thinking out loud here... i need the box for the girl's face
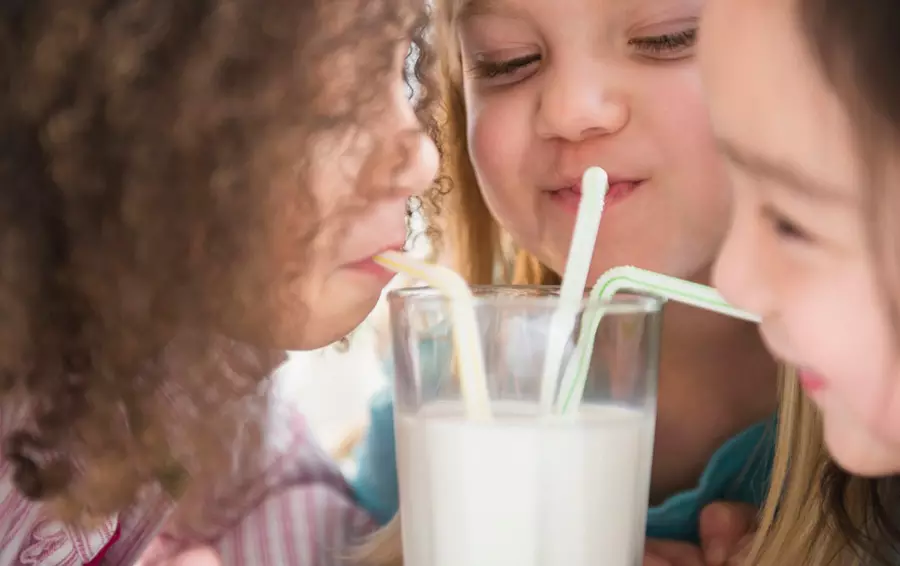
[264,39,438,350]
[457,0,727,283]
[701,0,900,475]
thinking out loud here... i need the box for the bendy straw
[374,251,491,419]
[557,265,760,413]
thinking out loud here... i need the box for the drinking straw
[557,265,760,413]
[538,167,609,412]
[374,251,492,419]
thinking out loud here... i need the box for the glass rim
[387,284,663,314]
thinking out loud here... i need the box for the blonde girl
[700,0,900,564]
[353,0,781,564]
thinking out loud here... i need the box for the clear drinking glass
[387,286,663,566]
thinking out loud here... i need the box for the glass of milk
[387,285,662,566]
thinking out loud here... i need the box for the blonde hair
[742,368,876,566]
[424,0,559,288]
[358,1,865,564]
[744,369,837,565]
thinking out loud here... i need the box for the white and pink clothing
[0,403,375,566]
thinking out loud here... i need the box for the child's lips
[603,180,642,203]
[797,368,828,393]
[548,180,644,210]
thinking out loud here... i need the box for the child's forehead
[702,0,860,198]
[455,0,506,20]
[455,0,702,20]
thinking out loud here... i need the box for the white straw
[538,167,609,412]
[374,251,492,419]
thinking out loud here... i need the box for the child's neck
[649,300,779,504]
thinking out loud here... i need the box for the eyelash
[762,205,814,243]
[469,53,541,80]
[468,28,697,82]
[629,29,697,57]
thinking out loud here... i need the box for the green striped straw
[556,265,760,414]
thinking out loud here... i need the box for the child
[352,0,780,561]
[0,0,437,563]
[700,0,900,564]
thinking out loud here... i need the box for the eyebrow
[456,0,519,21]
[716,136,850,203]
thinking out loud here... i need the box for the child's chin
[823,417,900,477]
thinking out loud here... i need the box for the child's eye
[762,205,814,243]
[629,29,697,60]
[467,53,541,84]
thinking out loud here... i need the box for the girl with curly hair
[0,0,438,563]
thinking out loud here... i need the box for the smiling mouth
[547,180,643,210]
[797,368,828,393]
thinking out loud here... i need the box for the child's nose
[391,128,438,199]
[712,217,773,320]
[535,62,630,142]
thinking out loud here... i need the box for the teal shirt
[348,386,775,544]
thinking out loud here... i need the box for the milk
[396,400,655,566]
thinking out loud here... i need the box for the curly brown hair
[0,0,439,532]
